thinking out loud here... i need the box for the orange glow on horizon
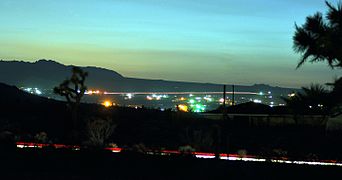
[102,100,113,107]
[178,104,188,112]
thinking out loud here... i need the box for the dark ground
[1,148,342,180]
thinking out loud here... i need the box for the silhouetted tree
[293,1,342,68]
[54,67,88,130]
[327,77,342,116]
[293,1,342,117]
[282,84,333,117]
[34,132,49,143]
[85,117,116,148]
[180,127,215,152]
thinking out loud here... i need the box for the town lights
[177,104,188,112]
[102,100,113,108]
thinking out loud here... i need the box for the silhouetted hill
[0,82,69,137]
[0,59,297,94]
[0,82,55,105]
[227,102,273,114]
[0,60,123,90]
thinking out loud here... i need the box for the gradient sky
[0,0,341,88]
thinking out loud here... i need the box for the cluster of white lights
[203,96,212,102]
[289,93,296,97]
[85,90,101,95]
[253,99,262,103]
[147,94,168,100]
[125,93,133,99]
[23,87,42,95]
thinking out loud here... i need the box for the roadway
[102,91,259,95]
[16,142,342,167]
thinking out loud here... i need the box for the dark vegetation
[288,1,342,117]
[293,1,342,69]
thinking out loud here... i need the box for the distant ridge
[0,59,298,94]
[0,82,59,106]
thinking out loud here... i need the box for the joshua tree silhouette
[54,67,88,130]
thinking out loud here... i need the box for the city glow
[253,99,262,103]
[86,90,101,95]
[147,94,168,100]
[125,93,133,99]
[146,96,153,100]
[288,93,296,97]
[102,100,113,108]
[23,87,43,95]
[177,104,188,112]
[204,96,213,102]
[190,103,206,112]
[35,89,42,95]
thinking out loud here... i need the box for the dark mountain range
[0,59,297,94]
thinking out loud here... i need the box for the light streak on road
[16,142,342,167]
[104,147,122,153]
[16,142,80,150]
[102,91,259,95]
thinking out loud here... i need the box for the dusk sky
[0,0,341,88]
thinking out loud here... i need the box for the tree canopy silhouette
[282,84,333,115]
[327,77,342,116]
[292,1,342,116]
[293,1,342,69]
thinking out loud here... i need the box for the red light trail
[16,142,342,167]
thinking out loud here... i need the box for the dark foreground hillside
[1,149,342,180]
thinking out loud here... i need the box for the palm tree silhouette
[292,1,342,117]
[282,84,332,116]
[293,1,342,69]
[326,77,342,116]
